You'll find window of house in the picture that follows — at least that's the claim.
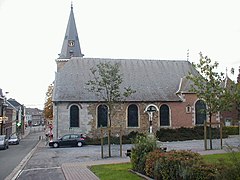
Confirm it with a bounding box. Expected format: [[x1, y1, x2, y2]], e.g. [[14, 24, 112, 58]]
[[160, 104, 170, 126], [127, 104, 138, 127], [97, 104, 108, 127], [224, 118, 232, 126], [195, 100, 206, 125], [70, 105, 79, 127], [186, 105, 191, 113]]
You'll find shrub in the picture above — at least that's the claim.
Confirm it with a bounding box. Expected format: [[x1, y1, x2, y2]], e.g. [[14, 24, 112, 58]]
[[85, 131, 145, 145], [189, 162, 218, 180], [156, 126, 228, 142], [84, 136, 101, 145], [131, 134, 157, 174], [165, 150, 203, 179], [223, 126, 239, 136], [145, 150, 215, 180], [122, 131, 145, 144], [145, 149, 165, 178]]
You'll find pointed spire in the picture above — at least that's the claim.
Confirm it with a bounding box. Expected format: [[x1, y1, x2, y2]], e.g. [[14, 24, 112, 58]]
[[58, 3, 84, 59]]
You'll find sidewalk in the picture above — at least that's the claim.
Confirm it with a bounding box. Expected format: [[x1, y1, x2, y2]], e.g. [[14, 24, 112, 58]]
[[62, 158, 130, 180]]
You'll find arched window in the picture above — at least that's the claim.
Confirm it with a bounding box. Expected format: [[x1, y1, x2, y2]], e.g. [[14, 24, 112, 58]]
[[70, 105, 79, 127], [195, 100, 206, 125], [127, 104, 138, 127], [97, 104, 108, 127], [160, 104, 170, 126]]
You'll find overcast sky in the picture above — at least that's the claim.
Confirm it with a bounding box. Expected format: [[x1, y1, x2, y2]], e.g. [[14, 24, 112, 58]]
[[0, 0, 239, 109]]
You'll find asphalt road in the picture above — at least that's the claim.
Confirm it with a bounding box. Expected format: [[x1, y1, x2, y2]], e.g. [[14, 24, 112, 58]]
[[0, 130, 41, 180]]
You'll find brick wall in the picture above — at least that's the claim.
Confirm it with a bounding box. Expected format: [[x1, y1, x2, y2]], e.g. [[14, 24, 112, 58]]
[[221, 103, 239, 125]]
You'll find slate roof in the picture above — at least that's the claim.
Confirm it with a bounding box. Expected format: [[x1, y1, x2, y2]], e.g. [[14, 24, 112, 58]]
[[25, 108, 43, 115], [53, 58, 199, 102], [58, 4, 84, 59], [176, 76, 196, 94], [7, 98, 22, 108]]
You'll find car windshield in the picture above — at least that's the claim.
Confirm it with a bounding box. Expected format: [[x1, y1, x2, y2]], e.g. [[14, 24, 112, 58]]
[[0, 136, 4, 140], [10, 135, 17, 139], [62, 135, 70, 140]]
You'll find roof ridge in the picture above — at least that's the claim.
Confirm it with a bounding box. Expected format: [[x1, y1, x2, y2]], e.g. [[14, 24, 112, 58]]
[[71, 57, 188, 62]]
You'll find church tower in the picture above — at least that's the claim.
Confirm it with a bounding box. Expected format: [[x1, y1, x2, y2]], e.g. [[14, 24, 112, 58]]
[[56, 4, 84, 71]]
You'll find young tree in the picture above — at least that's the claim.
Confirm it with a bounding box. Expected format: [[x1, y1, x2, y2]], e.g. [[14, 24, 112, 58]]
[[43, 83, 54, 122], [236, 69, 240, 120], [230, 67, 240, 121], [86, 62, 135, 156], [187, 53, 233, 149]]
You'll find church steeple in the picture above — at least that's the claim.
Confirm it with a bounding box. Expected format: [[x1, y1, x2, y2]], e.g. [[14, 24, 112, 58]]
[[58, 4, 84, 59]]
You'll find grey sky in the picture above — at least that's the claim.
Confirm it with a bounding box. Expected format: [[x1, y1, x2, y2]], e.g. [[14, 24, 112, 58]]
[[0, 0, 239, 108]]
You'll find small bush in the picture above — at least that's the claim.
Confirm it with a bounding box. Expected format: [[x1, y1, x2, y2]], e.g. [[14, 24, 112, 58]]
[[85, 131, 144, 145], [145, 149, 165, 178], [189, 162, 218, 180], [131, 135, 157, 174], [156, 126, 228, 142], [145, 150, 216, 180], [84, 136, 101, 145], [223, 126, 239, 136], [122, 131, 145, 144]]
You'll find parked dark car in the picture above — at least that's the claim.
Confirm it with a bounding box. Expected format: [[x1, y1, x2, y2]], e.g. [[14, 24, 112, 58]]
[[0, 135, 9, 150], [8, 134, 20, 145], [49, 134, 86, 148]]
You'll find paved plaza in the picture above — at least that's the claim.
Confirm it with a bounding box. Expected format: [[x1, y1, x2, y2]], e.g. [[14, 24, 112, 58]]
[[6, 130, 240, 180]]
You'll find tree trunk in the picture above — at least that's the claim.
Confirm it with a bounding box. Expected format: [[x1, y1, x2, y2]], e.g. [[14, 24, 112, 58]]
[[108, 111, 111, 157], [209, 113, 213, 150], [108, 127, 111, 157]]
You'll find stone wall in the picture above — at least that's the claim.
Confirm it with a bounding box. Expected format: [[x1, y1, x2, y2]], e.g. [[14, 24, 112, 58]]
[[53, 94, 221, 138]]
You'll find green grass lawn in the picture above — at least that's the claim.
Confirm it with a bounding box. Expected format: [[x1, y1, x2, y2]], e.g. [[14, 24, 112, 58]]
[[90, 163, 143, 180], [90, 152, 240, 180], [202, 151, 240, 164]]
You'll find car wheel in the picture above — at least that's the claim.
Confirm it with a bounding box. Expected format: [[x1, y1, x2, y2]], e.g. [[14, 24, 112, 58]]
[[53, 142, 59, 148], [77, 141, 82, 147]]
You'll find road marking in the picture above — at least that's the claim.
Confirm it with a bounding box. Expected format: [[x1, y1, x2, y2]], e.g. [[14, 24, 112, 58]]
[[21, 166, 61, 172]]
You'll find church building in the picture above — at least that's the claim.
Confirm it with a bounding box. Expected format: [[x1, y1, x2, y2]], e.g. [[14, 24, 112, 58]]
[[52, 5, 220, 138]]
